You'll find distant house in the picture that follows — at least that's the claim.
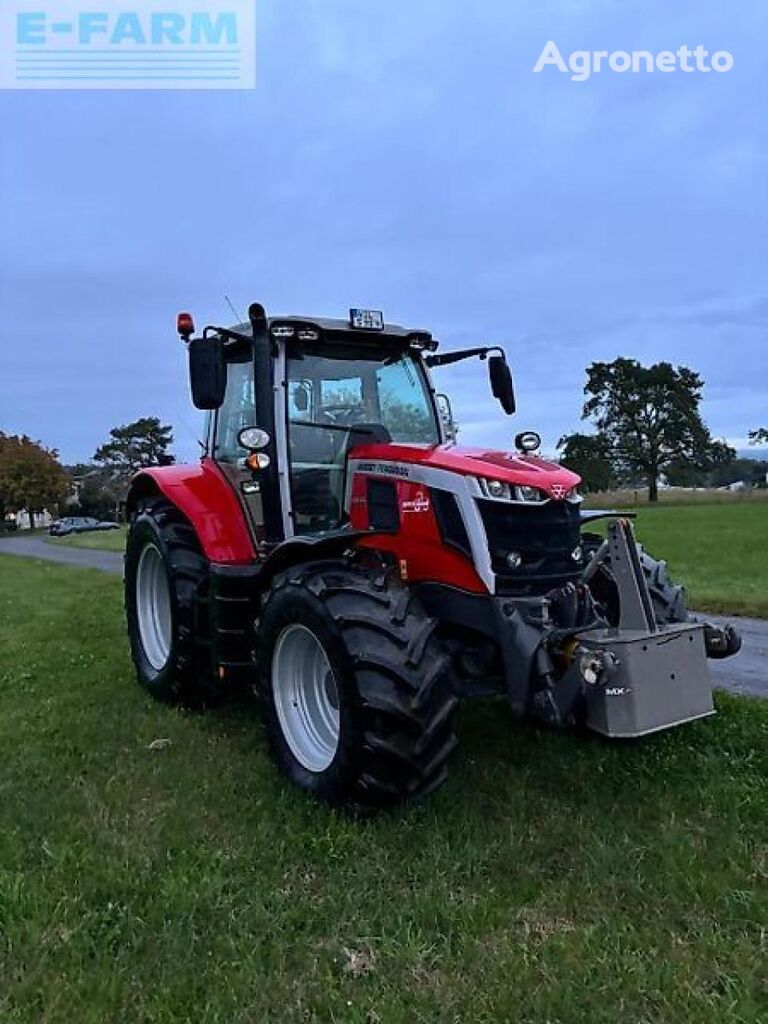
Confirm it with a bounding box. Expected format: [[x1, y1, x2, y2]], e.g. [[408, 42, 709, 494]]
[[12, 508, 54, 530]]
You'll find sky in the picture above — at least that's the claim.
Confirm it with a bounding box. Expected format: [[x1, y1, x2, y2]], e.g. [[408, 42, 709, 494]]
[[1, 0, 766, 464]]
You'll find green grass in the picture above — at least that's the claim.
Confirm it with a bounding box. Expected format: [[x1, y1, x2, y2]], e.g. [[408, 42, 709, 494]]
[[583, 488, 768, 508], [46, 527, 127, 552], [589, 503, 768, 618], [1, 555, 766, 1023]]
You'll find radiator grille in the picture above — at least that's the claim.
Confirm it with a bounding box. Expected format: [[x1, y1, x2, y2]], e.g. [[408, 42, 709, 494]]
[[478, 498, 582, 595]]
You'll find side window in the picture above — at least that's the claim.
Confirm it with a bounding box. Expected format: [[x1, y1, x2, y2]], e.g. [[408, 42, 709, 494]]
[[214, 356, 255, 463], [375, 359, 439, 443]]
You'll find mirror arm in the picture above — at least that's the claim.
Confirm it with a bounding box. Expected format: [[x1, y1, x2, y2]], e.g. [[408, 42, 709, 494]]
[[425, 345, 505, 368]]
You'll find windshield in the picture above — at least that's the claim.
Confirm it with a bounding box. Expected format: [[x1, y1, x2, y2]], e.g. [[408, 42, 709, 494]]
[[285, 344, 439, 535], [286, 347, 440, 444]]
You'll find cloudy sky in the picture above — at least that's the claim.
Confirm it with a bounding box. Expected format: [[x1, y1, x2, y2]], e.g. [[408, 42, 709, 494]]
[[1, 0, 766, 463]]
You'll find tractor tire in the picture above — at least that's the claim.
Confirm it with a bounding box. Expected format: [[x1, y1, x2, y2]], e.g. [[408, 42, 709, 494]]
[[583, 532, 689, 626], [256, 563, 458, 813], [125, 497, 210, 703]]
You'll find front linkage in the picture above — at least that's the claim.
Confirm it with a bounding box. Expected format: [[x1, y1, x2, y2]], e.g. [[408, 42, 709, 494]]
[[503, 518, 740, 736]]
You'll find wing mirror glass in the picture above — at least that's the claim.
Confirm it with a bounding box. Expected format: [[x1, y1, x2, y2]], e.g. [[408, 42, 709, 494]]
[[436, 393, 458, 441], [189, 336, 226, 410], [489, 355, 516, 415]]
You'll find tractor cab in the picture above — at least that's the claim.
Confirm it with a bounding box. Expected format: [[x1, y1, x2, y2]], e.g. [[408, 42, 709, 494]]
[[185, 304, 513, 544]]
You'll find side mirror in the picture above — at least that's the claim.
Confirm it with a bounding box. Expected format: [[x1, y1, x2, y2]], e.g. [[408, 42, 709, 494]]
[[294, 385, 309, 413], [436, 393, 458, 441], [189, 336, 226, 410], [489, 355, 516, 415]]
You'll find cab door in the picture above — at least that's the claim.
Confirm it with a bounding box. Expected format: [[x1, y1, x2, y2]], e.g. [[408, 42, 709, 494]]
[[212, 350, 266, 543]]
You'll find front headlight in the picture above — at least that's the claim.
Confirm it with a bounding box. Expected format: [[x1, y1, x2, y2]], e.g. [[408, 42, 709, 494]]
[[514, 485, 548, 503], [566, 487, 583, 503], [479, 478, 512, 500], [477, 478, 550, 503]]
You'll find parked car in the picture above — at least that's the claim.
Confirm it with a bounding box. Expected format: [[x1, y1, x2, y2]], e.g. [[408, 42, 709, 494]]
[[49, 517, 120, 536], [0, 518, 18, 532]]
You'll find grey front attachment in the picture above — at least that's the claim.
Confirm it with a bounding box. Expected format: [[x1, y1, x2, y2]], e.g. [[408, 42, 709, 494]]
[[580, 520, 715, 738]]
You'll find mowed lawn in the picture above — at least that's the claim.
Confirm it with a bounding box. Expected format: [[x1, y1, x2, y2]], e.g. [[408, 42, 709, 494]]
[[0, 556, 766, 1023], [619, 503, 768, 618], [46, 526, 127, 553]]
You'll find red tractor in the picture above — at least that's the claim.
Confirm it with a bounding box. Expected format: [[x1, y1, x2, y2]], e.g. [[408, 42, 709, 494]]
[[125, 304, 740, 812]]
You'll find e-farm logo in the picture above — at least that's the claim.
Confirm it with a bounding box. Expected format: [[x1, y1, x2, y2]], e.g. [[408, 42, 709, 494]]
[[0, 0, 255, 89], [533, 40, 734, 83]]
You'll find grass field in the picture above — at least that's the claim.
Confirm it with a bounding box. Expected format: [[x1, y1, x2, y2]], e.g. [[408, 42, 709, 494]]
[[590, 503, 768, 618], [1, 555, 766, 1023], [46, 526, 127, 552], [583, 488, 768, 509]]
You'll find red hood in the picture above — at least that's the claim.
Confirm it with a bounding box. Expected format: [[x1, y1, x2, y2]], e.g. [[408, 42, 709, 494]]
[[350, 442, 581, 499]]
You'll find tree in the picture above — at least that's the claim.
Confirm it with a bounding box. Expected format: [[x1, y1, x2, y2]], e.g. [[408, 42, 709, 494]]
[[0, 433, 71, 528], [580, 358, 730, 502], [556, 432, 617, 493], [749, 428, 768, 446], [93, 417, 174, 474]]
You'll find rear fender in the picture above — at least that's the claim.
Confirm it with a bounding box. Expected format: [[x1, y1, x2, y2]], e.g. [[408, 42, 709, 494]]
[[127, 458, 256, 565]]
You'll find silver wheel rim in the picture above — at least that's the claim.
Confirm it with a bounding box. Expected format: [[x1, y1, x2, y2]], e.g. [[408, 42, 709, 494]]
[[135, 543, 173, 672], [272, 624, 340, 773]]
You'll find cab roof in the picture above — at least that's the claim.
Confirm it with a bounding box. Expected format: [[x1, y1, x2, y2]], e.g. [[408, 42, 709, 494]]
[[228, 315, 437, 349]]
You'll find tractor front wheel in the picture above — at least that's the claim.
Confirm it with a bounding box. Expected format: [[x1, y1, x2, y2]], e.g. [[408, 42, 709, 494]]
[[257, 564, 458, 813], [583, 533, 689, 626]]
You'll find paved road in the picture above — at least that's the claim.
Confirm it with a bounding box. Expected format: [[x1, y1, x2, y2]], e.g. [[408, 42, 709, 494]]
[[0, 535, 123, 574], [705, 614, 768, 700], [1, 536, 765, 698]]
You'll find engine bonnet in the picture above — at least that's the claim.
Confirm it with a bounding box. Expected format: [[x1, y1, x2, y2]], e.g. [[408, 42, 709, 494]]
[[349, 442, 581, 499]]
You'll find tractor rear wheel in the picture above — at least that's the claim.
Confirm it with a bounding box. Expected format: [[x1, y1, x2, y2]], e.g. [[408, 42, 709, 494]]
[[256, 563, 458, 813], [125, 498, 209, 703]]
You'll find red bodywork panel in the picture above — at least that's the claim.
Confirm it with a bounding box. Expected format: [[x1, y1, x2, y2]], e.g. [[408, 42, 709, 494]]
[[131, 458, 256, 564], [349, 442, 581, 498], [349, 476, 487, 593], [131, 445, 580, 581]]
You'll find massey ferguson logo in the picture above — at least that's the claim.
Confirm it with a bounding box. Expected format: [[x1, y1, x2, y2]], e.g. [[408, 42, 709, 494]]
[[401, 490, 430, 513], [550, 483, 567, 500]]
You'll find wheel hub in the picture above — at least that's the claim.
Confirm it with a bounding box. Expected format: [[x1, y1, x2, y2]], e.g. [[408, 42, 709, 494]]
[[135, 543, 172, 671], [272, 624, 340, 773]]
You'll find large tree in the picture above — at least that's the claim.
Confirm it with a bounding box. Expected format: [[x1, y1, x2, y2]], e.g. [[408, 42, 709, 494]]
[[556, 432, 616, 493], [0, 433, 71, 527], [93, 417, 174, 474], [580, 358, 729, 502]]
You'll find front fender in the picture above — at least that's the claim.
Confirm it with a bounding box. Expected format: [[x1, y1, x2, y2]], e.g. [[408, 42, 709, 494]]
[[127, 458, 256, 565]]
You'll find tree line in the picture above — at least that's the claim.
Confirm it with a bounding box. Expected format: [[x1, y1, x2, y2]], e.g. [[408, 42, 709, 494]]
[[558, 358, 766, 500], [0, 418, 174, 527]]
